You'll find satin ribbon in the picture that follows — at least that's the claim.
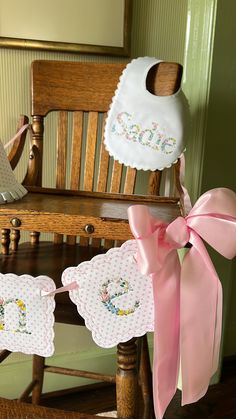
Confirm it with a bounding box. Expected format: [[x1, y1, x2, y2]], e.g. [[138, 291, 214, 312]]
[[3, 123, 32, 150], [128, 187, 236, 419], [41, 281, 78, 297]]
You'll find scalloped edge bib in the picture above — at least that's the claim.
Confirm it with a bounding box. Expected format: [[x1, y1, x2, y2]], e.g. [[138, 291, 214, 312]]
[[104, 57, 190, 171]]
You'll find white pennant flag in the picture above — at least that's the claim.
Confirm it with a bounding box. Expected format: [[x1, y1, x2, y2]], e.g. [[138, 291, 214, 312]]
[[62, 240, 154, 348], [0, 274, 55, 357]]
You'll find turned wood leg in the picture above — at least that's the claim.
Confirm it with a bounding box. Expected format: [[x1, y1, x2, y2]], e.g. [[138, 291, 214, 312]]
[[0, 350, 11, 363], [11, 229, 21, 252], [30, 231, 40, 245], [138, 335, 155, 419], [1, 229, 10, 254], [32, 355, 45, 404], [116, 339, 138, 419]]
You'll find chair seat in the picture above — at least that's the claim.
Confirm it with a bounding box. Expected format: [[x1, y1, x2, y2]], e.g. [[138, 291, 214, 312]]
[[0, 242, 105, 324], [0, 397, 108, 418]]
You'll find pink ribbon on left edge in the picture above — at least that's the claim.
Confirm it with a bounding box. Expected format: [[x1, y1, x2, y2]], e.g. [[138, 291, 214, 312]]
[[3, 124, 32, 150], [128, 187, 236, 419]]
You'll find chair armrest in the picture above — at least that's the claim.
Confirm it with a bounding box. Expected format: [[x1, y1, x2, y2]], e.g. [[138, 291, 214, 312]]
[[22, 145, 40, 186], [7, 115, 29, 170]]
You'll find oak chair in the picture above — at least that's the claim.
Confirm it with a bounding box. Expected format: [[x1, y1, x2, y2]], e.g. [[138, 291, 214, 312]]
[[0, 59, 183, 418], [6, 114, 29, 171], [0, 397, 108, 419]]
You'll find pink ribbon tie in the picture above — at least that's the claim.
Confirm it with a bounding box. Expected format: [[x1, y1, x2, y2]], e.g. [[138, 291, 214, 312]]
[[128, 187, 236, 419], [3, 123, 32, 150], [41, 281, 78, 297]]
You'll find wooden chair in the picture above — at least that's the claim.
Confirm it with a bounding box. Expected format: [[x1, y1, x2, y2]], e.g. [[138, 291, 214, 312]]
[[0, 397, 108, 419], [0, 59, 183, 418], [7, 114, 29, 171]]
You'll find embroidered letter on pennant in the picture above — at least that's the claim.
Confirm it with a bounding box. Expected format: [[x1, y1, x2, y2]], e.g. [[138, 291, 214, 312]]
[[0, 274, 55, 357], [62, 240, 154, 348]]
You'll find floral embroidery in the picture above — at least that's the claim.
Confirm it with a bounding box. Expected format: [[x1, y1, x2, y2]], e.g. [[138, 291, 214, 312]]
[[112, 112, 176, 154], [99, 278, 140, 316], [161, 137, 177, 154], [0, 298, 31, 334]]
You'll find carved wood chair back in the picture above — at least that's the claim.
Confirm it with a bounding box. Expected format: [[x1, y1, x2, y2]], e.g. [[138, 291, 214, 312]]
[[29, 60, 182, 248]]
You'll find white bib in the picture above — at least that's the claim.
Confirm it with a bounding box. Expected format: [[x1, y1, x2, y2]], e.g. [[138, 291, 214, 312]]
[[104, 57, 190, 171]]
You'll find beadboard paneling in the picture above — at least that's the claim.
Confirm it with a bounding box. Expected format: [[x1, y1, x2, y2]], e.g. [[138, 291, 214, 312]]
[[131, 0, 188, 62], [0, 48, 126, 183], [0, 0, 188, 188]]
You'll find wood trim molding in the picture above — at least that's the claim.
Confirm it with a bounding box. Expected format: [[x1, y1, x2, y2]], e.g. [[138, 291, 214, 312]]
[[0, 0, 132, 57], [183, 0, 218, 202]]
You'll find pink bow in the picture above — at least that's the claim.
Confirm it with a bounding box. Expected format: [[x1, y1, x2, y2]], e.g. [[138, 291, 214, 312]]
[[128, 188, 236, 418]]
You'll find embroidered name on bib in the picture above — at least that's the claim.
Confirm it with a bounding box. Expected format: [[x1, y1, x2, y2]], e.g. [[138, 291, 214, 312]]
[[104, 57, 189, 171], [112, 112, 176, 154]]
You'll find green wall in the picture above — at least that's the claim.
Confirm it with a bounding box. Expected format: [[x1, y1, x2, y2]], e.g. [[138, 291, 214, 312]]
[[200, 0, 236, 356], [131, 0, 236, 359], [131, 0, 187, 61], [201, 0, 236, 192]]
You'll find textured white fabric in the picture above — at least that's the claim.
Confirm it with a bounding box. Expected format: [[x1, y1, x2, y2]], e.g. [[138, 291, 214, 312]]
[[104, 57, 190, 171], [0, 274, 55, 357], [0, 140, 27, 203], [62, 240, 154, 348]]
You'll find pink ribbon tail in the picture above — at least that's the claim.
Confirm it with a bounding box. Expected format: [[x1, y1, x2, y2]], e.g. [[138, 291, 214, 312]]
[[152, 251, 181, 418], [128, 205, 181, 418], [179, 154, 192, 215], [180, 231, 222, 405], [128, 187, 236, 419]]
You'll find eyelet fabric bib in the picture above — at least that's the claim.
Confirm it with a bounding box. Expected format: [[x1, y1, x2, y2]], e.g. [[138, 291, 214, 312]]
[[104, 57, 190, 171]]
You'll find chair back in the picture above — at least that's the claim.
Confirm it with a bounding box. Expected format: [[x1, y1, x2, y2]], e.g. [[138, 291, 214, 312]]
[[29, 60, 183, 245]]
